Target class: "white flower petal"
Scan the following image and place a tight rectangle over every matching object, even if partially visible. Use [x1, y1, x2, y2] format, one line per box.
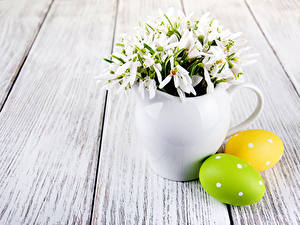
[204, 68, 214, 94]
[159, 75, 172, 89]
[153, 64, 162, 82]
[178, 78, 190, 93]
[148, 79, 157, 99]
[188, 49, 201, 59]
[138, 80, 145, 99]
[192, 75, 203, 87]
[190, 86, 196, 95]
[177, 88, 186, 102]
[129, 63, 139, 85]
[165, 42, 179, 50]
[168, 34, 178, 43]
[144, 58, 155, 67]
[115, 62, 131, 75]
[174, 75, 179, 88]
[170, 56, 174, 69]
[176, 65, 189, 76]
[231, 64, 242, 75]
[156, 63, 162, 71]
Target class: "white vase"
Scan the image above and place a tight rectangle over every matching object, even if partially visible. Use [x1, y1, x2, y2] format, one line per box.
[134, 83, 263, 181]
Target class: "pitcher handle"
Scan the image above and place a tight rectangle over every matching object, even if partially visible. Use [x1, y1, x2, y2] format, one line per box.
[227, 82, 264, 137]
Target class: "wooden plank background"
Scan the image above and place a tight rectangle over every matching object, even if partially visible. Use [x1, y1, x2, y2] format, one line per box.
[0, 0, 53, 109]
[0, 0, 116, 224]
[183, 1, 300, 224]
[0, 0, 299, 224]
[245, 0, 300, 95]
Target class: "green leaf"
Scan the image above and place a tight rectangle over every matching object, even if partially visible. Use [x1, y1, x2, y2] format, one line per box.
[227, 52, 236, 60]
[164, 14, 174, 30]
[103, 58, 113, 63]
[173, 48, 185, 59]
[190, 62, 199, 77]
[143, 43, 155, 54]
[194, 23, 198, 30]
[209, 17, 215, 27]
[156, 46, 164, 51]
[187, 59, 199, 71]
[112, 55, 125, 64]
[218, 63, 226, 73]
[198, 35, 204, 44]
[214, 78, 227, 86]
[163, 55, 173, 77]
[225, 39, 234, 52]
[198, 63, 204, 68]
[137, 53, 144, 64]
[146, 23, 155, 31]
[145, 25, 150, 33]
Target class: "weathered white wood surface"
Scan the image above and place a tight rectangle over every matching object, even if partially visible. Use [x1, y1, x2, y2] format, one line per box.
[0, 0, 299, 224]
[0, 0, 116, 224]
[91, 0, 231, 224]
[183, 0, 300, 224]
[0, 0, 53, 108]
[245, 0, 300, 95]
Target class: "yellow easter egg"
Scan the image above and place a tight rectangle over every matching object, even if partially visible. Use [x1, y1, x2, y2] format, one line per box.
[225, 129, 284, 172]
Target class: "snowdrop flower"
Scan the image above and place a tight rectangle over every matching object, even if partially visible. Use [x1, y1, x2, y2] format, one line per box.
[139, 77, 157, 99]
[159, 57, 196, 101]
[100, 8, 257, 101]
[143, 55, 162, 82]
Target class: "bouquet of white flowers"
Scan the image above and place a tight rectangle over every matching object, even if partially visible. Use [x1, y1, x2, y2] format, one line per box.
[99, 8, 257, 101]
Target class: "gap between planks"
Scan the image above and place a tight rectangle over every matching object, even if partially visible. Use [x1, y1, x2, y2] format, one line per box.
[243, 0, 300, 98]
[94, 0, 300, 224]
[180, 0, 236, 223]
[0, 0, 55, 113]
[0, 0, 118, 223]
[89, 0, 120, 223]
[91, 0, 231, 224]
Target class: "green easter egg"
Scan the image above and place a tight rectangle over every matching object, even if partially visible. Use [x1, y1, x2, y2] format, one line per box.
[199, 153, 265, 206]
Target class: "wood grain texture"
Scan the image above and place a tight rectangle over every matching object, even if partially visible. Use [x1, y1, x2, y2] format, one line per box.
[0, 0, 117, 224]
[183, 0, 300, 224]
[91, 0, 231, 224]
[245, 0, 300, 95]
[92, 94, 230, 225]
[0, 0, 53, 108]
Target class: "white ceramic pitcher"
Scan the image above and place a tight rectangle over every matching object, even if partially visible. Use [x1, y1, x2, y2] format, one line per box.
[134, 83, 263, 181]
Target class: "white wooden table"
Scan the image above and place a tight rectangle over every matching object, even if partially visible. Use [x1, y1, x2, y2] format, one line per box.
[0, 0, 299, 224]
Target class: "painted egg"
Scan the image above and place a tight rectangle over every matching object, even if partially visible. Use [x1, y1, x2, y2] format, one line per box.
[225, 129, 284, 172]
[199, 153, 265, 206]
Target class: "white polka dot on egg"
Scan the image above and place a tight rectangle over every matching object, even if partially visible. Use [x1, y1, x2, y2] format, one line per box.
[248, 143, 254, 148]
[238, 192, 243, 196]
[237, 164, 242, 169]
[216, 182, 222, 188]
